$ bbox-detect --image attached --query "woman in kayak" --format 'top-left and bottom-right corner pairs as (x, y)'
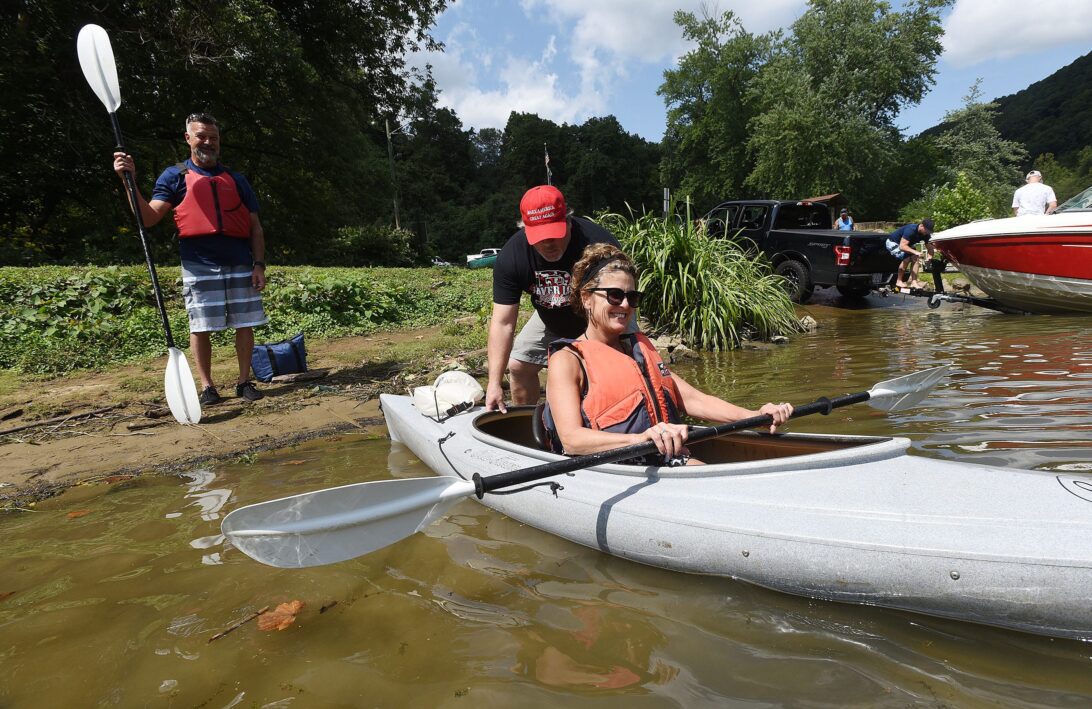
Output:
(542, 244), (793, 465)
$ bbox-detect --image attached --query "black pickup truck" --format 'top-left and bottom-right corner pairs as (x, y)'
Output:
(701, 200), (898, 303)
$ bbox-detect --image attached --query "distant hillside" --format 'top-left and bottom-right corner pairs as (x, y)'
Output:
(992, 52), (1092, 167)
(921, 52), (1092, 167)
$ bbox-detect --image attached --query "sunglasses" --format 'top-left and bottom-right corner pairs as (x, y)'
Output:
(587, 287), (643, 307)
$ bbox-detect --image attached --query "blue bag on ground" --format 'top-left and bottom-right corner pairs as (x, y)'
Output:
(250, 333), (307, 382)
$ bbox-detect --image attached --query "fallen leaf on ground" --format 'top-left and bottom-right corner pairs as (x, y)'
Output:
(66, 510), (91, 519)
(282, 460), (308, 466)
(258, 600), (304, 631)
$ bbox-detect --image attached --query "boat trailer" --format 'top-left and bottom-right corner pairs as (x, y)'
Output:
(881, 259), (1030, 314)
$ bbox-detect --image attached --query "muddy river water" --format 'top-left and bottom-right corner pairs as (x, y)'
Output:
(2, 293), (1091, 707)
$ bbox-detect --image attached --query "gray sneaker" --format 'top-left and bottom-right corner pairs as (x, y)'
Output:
(235, 381), (264, 402)
(199, 386), (221, 406)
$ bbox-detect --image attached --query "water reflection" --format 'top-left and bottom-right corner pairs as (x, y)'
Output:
(1, 303), (1090, 706)
(675, 303), (1092, 472)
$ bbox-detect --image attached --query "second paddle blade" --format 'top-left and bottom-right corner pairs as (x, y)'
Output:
(221, 476), (478, 568)
(165, 347), (201, 424)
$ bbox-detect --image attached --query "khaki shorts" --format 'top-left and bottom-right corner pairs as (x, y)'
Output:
(510, 311), (637, 366)
(510, 312), (562, 367)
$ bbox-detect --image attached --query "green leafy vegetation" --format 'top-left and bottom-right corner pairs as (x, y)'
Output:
(0, 266), (493, 375)
(1032, 149), (1092, 204)
(904, 83), (1027, 219)
(0, 3), (663, 269)
(992, 52), (1092, 171)
(660, 0), (951, 217)
(600, 209), (803, 350)
(905, 173), (993, 231)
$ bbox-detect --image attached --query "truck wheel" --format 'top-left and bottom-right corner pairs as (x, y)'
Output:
(775, 260), (813, 304)
(836, 284), (871, 300)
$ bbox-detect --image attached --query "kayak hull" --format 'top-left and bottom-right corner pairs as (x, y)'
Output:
(380, 393), (1092, 640)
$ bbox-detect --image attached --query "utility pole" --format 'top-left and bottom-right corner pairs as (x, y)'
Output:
(385, 118), (401, 230)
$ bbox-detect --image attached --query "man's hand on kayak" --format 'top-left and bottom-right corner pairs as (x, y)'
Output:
(485, 381), (507, 413)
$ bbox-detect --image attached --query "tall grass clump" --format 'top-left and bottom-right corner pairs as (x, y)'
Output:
(598, 208), (802, 350)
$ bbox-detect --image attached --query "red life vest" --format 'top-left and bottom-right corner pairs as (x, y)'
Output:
(542, 333), (683, 453)
(173, 166), (252, 239)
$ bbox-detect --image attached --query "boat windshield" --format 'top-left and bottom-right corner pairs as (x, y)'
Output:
(1055, 184), (1092, 213)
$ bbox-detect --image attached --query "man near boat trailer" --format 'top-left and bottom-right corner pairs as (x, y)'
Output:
(1012, 170), (1057, 216)
(485, 185), (623, 412)
(885, 218), (936, 289)
(112, 112), (268, 406)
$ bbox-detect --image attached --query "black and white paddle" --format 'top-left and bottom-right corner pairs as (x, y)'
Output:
(77, 24), (201, 424)
(220, 365), (951, 568)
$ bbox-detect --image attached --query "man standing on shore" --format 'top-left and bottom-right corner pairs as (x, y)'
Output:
(485, 185), (622, 412)
(113, 112), (267, 405)
(1012, 170), (1057, 216)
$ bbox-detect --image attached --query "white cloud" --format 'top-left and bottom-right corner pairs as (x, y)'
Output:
(523, 0), (802, 60)
(424, 43), (593, 129)
(416, 0), (804, 132)
(943, 0), (1092, 67)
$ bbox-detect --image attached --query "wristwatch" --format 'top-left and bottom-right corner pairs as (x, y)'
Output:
(253, 260), (266, 269)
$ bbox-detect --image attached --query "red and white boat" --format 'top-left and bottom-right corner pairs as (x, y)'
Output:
(931, 186), (1092, 314)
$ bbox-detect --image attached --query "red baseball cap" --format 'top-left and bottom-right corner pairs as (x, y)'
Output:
(519, 186), (568, 244)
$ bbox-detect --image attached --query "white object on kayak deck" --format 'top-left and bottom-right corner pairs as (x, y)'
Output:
(411, 370), (484, 420)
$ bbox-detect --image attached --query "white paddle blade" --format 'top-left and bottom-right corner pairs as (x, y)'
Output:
(77, 25), (122, 112)
(165, 347), (202, 424)
(221, 476), (478, 568)
(868, 364), (951, 412)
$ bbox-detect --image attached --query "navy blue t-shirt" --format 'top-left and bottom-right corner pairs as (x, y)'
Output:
(889, 222), (929, 246)
(152, 159), (260, 267)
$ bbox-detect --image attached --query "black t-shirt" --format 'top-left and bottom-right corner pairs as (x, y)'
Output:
(492, 216), (620, 337)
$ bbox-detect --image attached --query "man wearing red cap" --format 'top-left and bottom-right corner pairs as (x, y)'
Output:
(486, 185), (623, 412)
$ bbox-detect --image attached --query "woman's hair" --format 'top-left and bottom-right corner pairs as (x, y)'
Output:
(570, 244), (638, 317)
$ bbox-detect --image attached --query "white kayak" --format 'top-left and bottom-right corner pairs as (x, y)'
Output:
(380, 392), (1092, 641)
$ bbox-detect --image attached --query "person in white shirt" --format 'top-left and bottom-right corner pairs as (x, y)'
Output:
(1012, 170), (1057, 216)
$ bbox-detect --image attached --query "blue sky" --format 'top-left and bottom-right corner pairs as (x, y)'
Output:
(415, 0), (1092, 141)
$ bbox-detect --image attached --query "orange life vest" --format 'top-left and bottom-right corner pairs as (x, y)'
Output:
(542, 333), (683, 453)
(173, 166), (252, 239)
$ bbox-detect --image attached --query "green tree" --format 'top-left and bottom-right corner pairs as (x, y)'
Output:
(660, 0), (950, 216)
(1032, 149), (1092, 204)
(0, 0), (446, 265)
(932, 82), (1026, 187)
(745, 0), (950, 209)
(914, 82), (1026, 216)
(567, 116), (662, 215)
(930, 172), (992, 230)
(658, 10), (772, 208)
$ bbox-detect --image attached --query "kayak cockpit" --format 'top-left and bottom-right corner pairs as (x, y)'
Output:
(472, 406), (908, 472)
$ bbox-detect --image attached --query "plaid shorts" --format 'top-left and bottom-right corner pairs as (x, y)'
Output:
(180, 261), (268, 333)
(886, 240), (909, 260)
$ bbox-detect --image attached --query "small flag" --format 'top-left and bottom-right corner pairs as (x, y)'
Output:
(544, 143), (552, 185)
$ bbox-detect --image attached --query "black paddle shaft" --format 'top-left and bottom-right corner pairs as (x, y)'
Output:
(472, 391), (870, 497)
(110, 113), (176, 349)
